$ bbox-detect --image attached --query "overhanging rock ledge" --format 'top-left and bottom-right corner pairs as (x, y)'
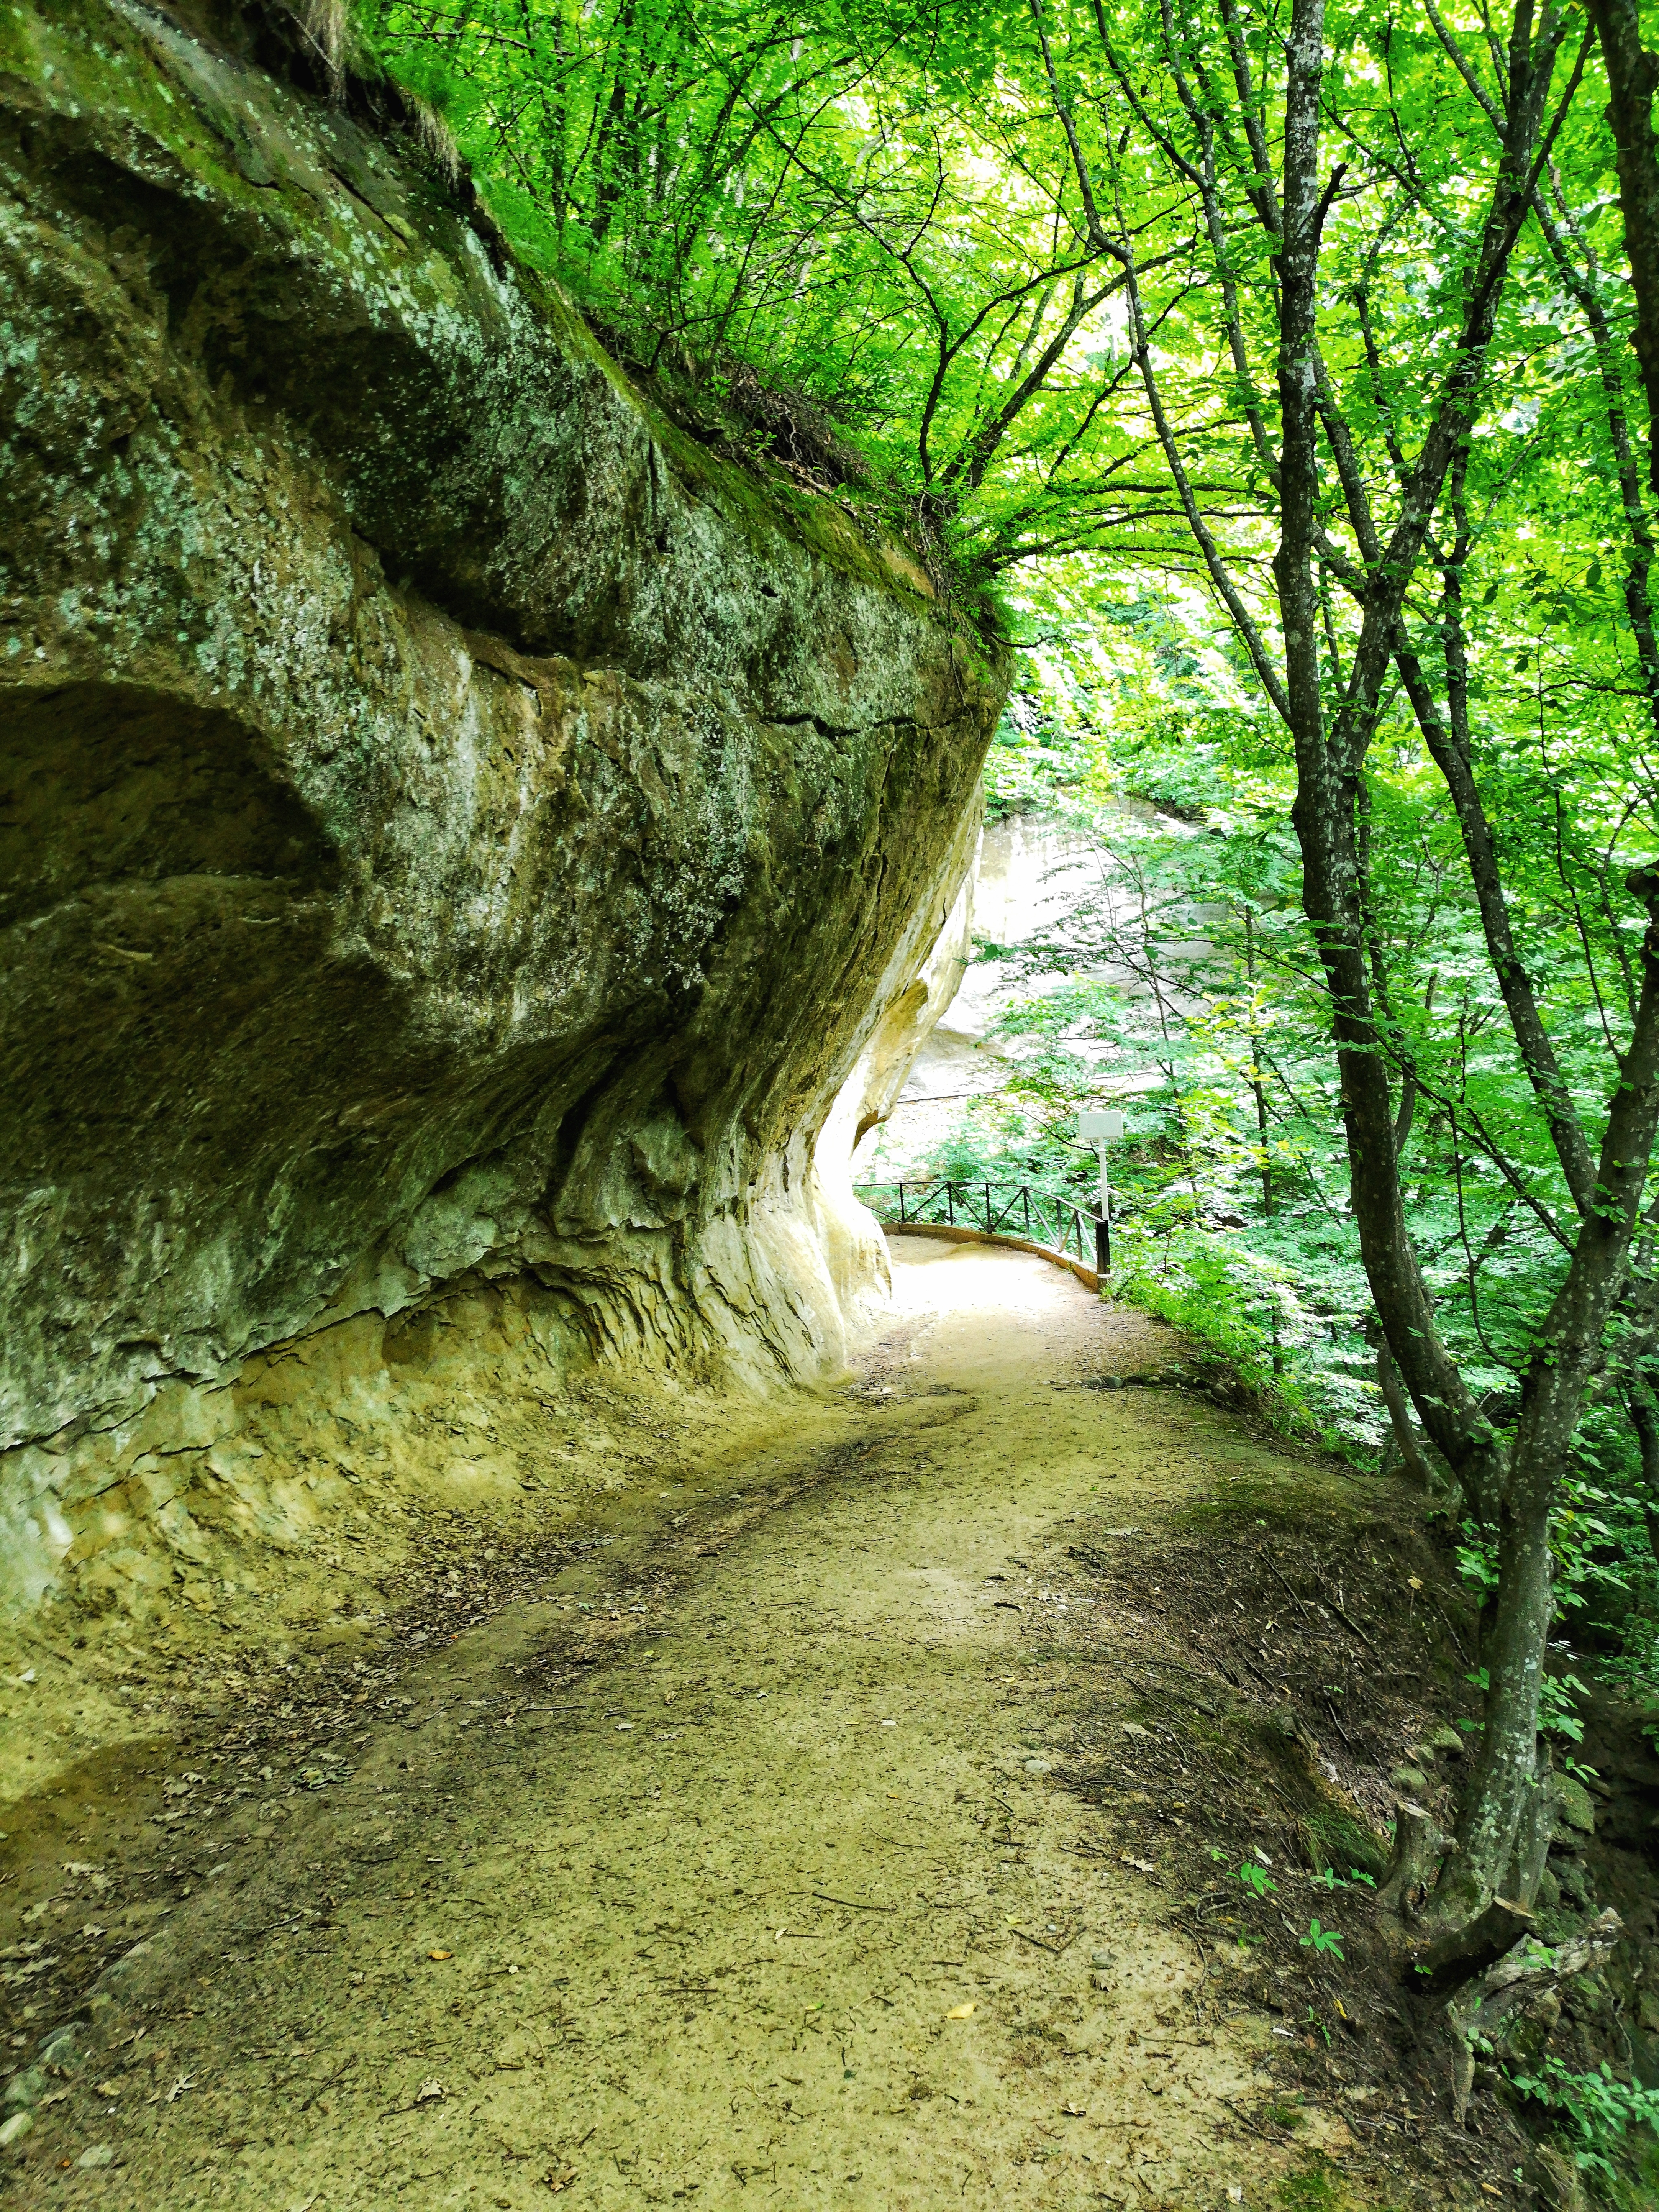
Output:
(0, 0), (1004, 1640)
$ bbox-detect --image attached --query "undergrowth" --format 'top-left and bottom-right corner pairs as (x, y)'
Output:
(1503, 2056), (1659, 2188)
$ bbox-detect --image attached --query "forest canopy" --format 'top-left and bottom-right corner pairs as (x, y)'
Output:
(336, 0), (1659, 1968)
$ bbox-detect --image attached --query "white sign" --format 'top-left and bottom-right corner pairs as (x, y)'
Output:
(1078, 1108), (1125, 1144)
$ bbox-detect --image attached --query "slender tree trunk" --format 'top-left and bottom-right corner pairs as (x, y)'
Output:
(1588, 0), (1659, 502)
(1586, 0), (1659, 1601)
(1424, 872), (1659, 1934)
(1627, 1371), (1659, 1563)
(1268, 0), (1620, 1947)
(1243, 908), (1276, 1223)
(1369, 1323), (1433, 1488)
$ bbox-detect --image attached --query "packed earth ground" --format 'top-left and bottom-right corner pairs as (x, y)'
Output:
(0, 1240), (1649, 2210)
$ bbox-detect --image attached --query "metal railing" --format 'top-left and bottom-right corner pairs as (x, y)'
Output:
(855, 1177), (1109, 1276)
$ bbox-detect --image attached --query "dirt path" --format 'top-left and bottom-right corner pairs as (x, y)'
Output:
(8, 1241), (1346, 2211)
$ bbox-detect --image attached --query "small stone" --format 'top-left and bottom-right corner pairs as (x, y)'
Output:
(1553, 1774), (1596, 1836)
(2, 2069), (45, 2112)
(77, 2144), (114, 2168)
(1425, 1725), (1464, 1758)
(1554, 1857), (1592, 1909)
(1024, 1757), (1052, 1774)
(0, 2111), (31, 2146)
(1389, 1765), (1429, 1796)
(1089, 1950), (1116, 1969)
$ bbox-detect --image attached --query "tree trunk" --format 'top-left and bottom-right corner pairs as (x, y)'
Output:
(1370, 1324), (1434, 1489)
(1418, 881), (1659, 1935)
(1627, 1370), (1659, 1563)
(1267, 0), (1653, 1952)
(1423, 1456), (1557, 1927)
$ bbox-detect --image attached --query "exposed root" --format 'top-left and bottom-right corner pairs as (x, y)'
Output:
(1375, 1796), (1449, 1917)
(1447, 1905), (1623, 2123)
(405, 92), (462, 182)
(292, 0), (354, 96)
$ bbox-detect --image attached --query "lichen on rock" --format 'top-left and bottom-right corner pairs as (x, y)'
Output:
(0, 0), (1003, 1661)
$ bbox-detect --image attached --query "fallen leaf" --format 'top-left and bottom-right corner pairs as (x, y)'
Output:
(1227, 2189), (1244, 2204)
(415, 2079), (445, 2104)
(1059, 2102), (1086, 2117)
(945, 2002), (976, 2019)
(428, 1949), (453, 1961)
(1120, 1854), (1157, 1875)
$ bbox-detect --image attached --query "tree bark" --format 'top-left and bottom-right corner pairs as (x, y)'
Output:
(1587, 0), (1659, 1583)
(1266, 0), (1659, 1944)
(1423, 867), (1659, 1930)
(1625, 1369), (1659, 1562)
(1587, 0), (1659, 505)
(1370, 1325), (1434, 1489)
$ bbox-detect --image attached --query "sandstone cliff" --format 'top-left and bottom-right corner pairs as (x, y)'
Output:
(0, 0), (1002, 1667)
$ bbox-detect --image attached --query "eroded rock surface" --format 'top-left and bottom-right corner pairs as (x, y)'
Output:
(0, 0), (1002, 1640)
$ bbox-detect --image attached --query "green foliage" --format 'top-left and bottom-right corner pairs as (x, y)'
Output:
(910, 664), (1659, 1701)
(1299, 1918), (1345, 1960)
(1504, 2057), (1659, 2182)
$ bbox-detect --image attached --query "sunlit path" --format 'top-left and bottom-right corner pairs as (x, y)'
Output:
(28, 1244), (1310, 2212)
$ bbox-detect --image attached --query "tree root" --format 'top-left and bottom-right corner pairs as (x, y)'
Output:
(1446, 1906), (1623, 2123)
(1374, 1797), (1448, 1917)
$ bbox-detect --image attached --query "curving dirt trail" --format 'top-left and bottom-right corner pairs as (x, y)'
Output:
(11, 1240), (1341, 2211)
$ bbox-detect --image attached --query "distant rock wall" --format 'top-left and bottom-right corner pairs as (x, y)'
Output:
(0, 0), (1002, 1625)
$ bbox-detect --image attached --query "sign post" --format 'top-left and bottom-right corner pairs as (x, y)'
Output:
(1077, 1107), (1125, 1277)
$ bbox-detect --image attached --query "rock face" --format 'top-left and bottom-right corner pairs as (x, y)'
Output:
(0, 0), (1002, 1623)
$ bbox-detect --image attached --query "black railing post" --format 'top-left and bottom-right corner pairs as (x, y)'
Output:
(946, 1181), (954, 1225)
(1094, 1213), (1110, 1277)
(1022, 1189), (1030, 1233)
(898, 1183), (907, 1223)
